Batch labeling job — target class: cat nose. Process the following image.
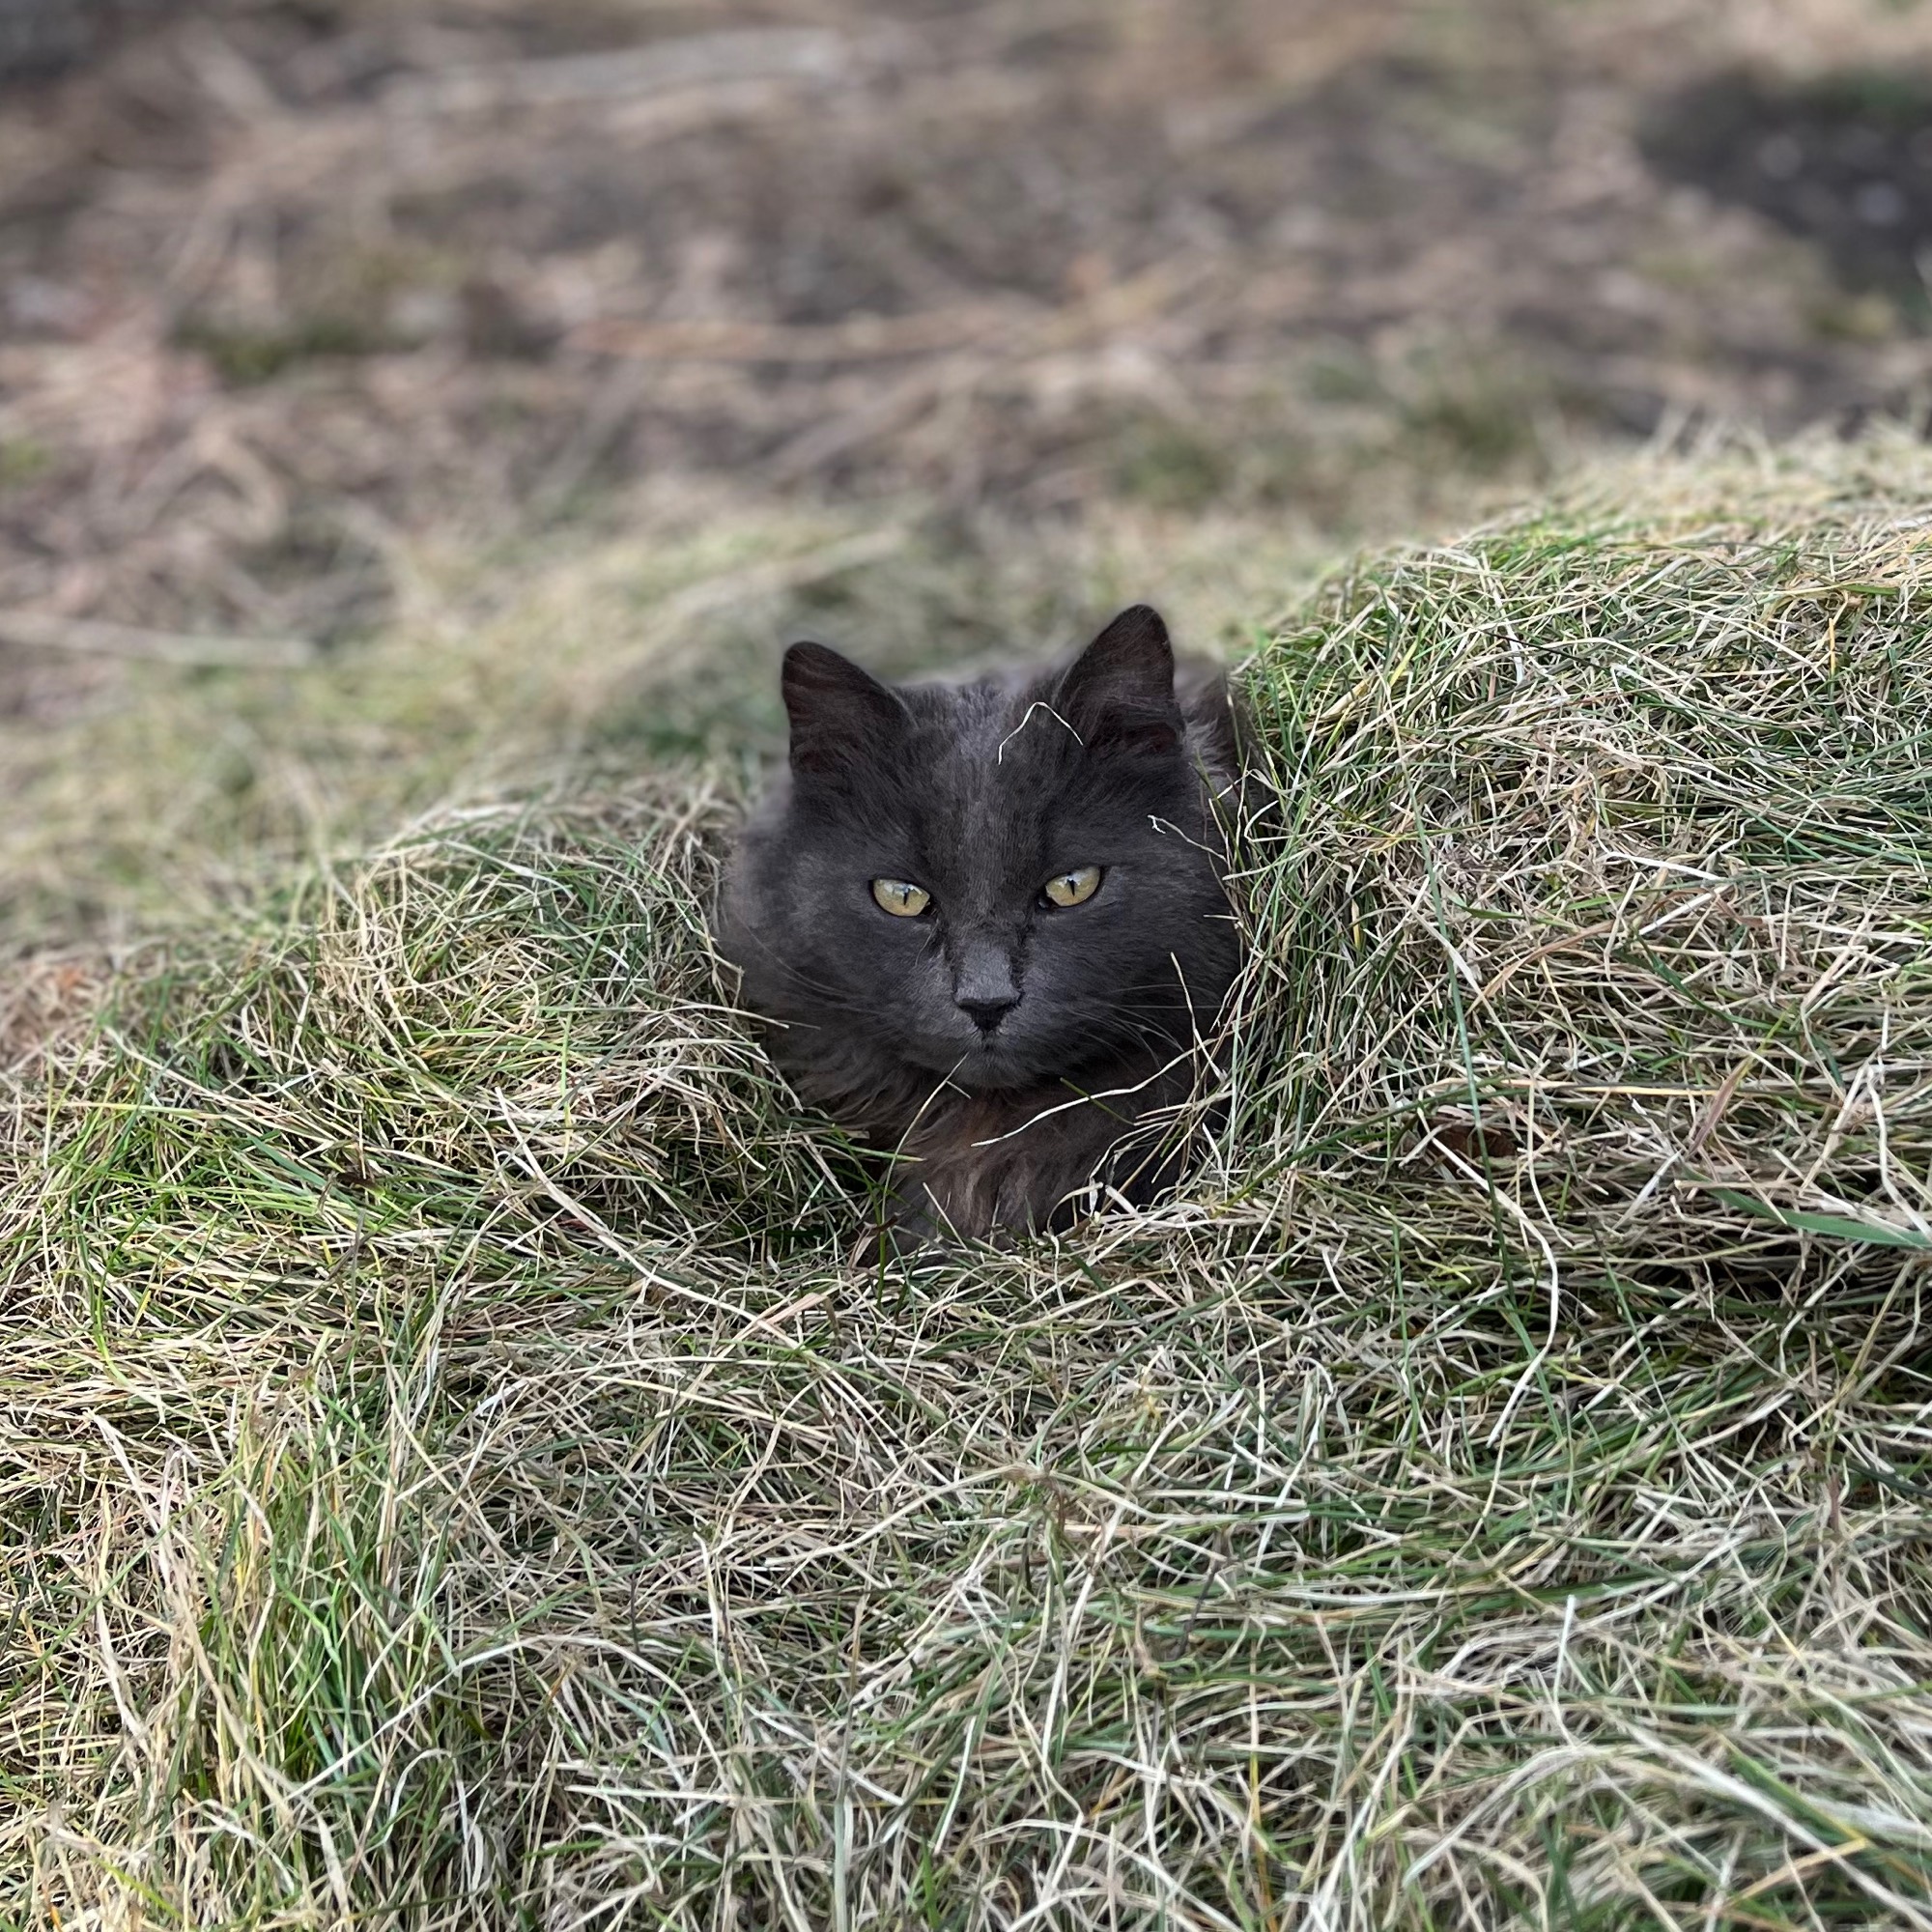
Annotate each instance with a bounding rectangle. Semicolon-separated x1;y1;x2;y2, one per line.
953;946;1019;1033
957;993;1019;1034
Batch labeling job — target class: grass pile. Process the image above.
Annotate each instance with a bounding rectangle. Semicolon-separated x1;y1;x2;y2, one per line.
6;433;1932;1928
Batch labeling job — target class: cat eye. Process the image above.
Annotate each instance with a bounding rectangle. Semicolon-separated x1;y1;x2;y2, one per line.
1040;865;1103;909
871;878;931;918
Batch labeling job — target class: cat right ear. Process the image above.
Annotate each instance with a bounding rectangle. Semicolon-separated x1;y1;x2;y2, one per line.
782;641;906;781
1056;605;1182;756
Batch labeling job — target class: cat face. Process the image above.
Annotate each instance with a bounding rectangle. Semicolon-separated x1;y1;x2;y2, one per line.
725;607;1240;1098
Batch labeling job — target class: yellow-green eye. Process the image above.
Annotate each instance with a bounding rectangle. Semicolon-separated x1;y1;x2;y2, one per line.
1041;865;1102;909
871;878;931;918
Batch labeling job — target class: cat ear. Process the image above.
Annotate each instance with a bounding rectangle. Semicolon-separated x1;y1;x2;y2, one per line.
1056;605;1181;756
782;640;907;781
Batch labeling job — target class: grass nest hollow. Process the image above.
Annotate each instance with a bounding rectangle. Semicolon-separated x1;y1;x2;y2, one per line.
5;434;1932;1929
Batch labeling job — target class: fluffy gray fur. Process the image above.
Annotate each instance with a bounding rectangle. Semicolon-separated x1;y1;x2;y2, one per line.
717;604;1243;1243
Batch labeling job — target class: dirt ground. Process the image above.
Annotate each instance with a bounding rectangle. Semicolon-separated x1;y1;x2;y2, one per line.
2;0;1931;732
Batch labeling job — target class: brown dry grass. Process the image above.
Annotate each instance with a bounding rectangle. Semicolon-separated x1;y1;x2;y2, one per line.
4;0;1929;694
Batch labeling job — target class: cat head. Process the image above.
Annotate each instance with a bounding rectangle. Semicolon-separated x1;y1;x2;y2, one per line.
726;605;1240;1097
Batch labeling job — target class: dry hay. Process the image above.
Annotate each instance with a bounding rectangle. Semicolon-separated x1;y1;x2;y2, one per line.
5;434;1932;1927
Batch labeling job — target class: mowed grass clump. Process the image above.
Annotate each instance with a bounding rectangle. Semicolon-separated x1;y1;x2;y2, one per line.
7;437;1932;1928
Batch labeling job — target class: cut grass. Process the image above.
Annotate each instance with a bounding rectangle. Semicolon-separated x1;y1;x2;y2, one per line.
6;432;1932;1928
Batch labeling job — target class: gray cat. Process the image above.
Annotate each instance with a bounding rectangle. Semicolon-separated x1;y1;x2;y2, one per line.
717;605;1244;1244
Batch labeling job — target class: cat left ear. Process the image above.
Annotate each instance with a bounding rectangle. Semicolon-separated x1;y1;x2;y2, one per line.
782;640;907;781
1056;605;1181;756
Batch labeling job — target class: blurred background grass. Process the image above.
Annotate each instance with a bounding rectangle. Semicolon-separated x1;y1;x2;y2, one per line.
4;0;1932;937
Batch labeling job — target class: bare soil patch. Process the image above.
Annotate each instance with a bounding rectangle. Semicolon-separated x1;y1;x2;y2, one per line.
1644;65;1932;308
